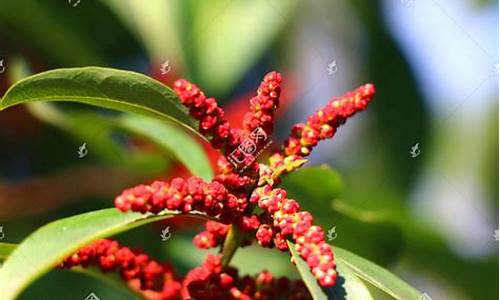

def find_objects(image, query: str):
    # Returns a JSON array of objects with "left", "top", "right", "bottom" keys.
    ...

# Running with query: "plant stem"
[{"left": 221, "top": 224, "right": 243, "bottom": 267}]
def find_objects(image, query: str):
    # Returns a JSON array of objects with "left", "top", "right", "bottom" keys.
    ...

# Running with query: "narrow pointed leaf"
[
  {"left": 0, "top": 67, "right": 201, "bottom": 137},
  {"left": 0, "top": 208, "right": 215, "bottom": 300},
  {"left": 288, "top": 241, "right": 373, "bottom": 300},
  {"left": 1, "top": 243, "right": 142, "bottom": 299},
  {"left": 334, "top": 247, "right": 422, "bottom": 300}
]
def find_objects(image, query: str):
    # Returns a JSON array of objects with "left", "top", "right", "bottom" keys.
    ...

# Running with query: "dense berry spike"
[
  {"left": 251, "top": 185, "right": 337, "bottom": 287},
  {"left": 182, "top": 254, "right": 312, "bottom": 300},
  {"left": 281, "top": 83, "right": 375, "bottom": 158},
  {"left": 173, "top": 79, "right": 237, "bottom": 152},
  {"left": 103, "top": 74, "right": 375, "bottom": 294},
  {"left": 114, "top": 177, "right": 247, "bottom": 222},
  {"left": 193, "top": 221, "right": 230, "bottom": 249},
  {"left": 242, "top": 71, "right": 282, "bottom": 136},
  {"left": 61, "top": 239, "right": 182, "bottom": 299}
]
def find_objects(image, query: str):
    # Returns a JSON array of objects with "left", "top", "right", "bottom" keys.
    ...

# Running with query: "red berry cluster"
[
  {"left": 62, "top": 240, "right": 312, "bottom": 300},
  {"left": 173, "top": 79, "right": 236, "bottom": 150},
  {"left": 242, "top": 71, "right": 282, "bottom": 136},
  {"left": 264, "top": 83, "right": 375, "bottom": 179},
  {"left": 114, "top": 177, "right": 248, "bottom": 222},
  {"left": 64, "top": 72, "right": 375, "bottom": 298},
  {"left": 183, "top": 254, "right": 311, "bottom": 300},
  {"left": 251, "top": 185, "right": 337, "bottom": 286},
  {"left": 214, "top": 161, "right": 259, "bottom": 194},
  {"left": 282, "top": 83, "right": 375, "bottom": 158},
  {"left": 60, "top": 239, "right": 182, "bottom": 299},
  {"left": 193, "top": 221, "right": 229, "bottom": 249}
]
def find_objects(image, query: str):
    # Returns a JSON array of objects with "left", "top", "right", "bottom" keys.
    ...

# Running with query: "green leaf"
[
  {"left": 281, "top": 165, "right": 343, "bottom": 204},
  {"left": 0, "top": 67, "right": 200, "bottom": 136},
  {"left": 288, "top": 241, "right": 373, "bottom": 300},
  {"left": 0, "top": 208, "right": 215, "bottom": 300},
  {"left": 334, "top": 247, "right": 422, "bottom": 300},
  {"left": 118, "top": 114, "right": 213, "bottom": 180},
  {"left": 1, "top": 243, "right": 142, "bottom": 299},
  {"left": 329, "top": 263, "right": 374, "bottom": 300},
  {"left": 70, "top": 267, "right": 143, "bottom": 299},
  {"left": 0, "top": 243, "right": 16, "bottom": 261},
  {"left": 282, "top": 167, "right": 405, "bottom": 266},
  {"left": 289, "top": 242, "right": 421, "bottom": 300},
  {"left": 288, "top": 241, "right": 331, "bottom": 300}
]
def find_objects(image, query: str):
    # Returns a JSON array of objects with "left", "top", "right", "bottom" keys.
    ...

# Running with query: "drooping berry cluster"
[
  {"left": 183, "top": 254, "right": 312, "bottom": 300},
  {"left": 66, "top": 72, "right": 376, "bottom": 298},
  {"left": 62, "top": 240, "right": 312, "bottom": 300},
  {"left": 251, "top": 185, "right": 337, "bottom": 287},
  {"left": 114, "top": 177, "right": 248, "bottom": 222},
  {"left": 60, "top": 239, "right": 182, "bottom": 299}
]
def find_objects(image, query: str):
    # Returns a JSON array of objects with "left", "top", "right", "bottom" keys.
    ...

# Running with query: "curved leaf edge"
[
  {"left": 0, "top": 66, "right": 204, "bottom": 140},
  {"left": 1, "top": 245, "right": 142, "bottom": 300},
  {"left": 0, "top": 208, "right": 216, "bottom": 300},
  {"left": 288, "top": 241, "right": 422, "bottom": 300},
  {"left": 333, "top": 247, "right": 423, "bottom": 300}
]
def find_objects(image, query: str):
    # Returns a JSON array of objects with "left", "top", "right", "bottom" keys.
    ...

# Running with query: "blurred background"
[{"left": 0, "top": 0, "right": 497, "bottom": 299}]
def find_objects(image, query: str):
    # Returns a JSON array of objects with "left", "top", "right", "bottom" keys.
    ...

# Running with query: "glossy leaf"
[
  {"left": 0, "top": 208, "right": 215, "bottom": 300},
  {"left": 0, "top": 67, "right": 200, "bottom": 136},
  {"left": 288, "top": 241, "right": 373, "bottom": 300},
  {"left": 289, "top": 241, "right": 421, "bottom": 300},
  {"left": 0, "top": 243, "right": 142, "bottom": 299},
  {"left": 334, "top": 247, "right": 422, "bottom": 300}
]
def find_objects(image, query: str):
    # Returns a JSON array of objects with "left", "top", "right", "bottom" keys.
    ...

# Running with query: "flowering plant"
[{"left": 0, "top": 67, "right": 422, "bottom": 300}]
